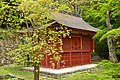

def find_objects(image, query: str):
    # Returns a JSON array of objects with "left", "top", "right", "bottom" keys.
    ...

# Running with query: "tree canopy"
[
  {"left": 1, "top": 0, "right": 120, "bottom": 79},
  {"left": 0, "top": 0, "right": 70, "bottom": 80},
  {"left": 82, "top": 0, "right": 120, "bottom": 62}
]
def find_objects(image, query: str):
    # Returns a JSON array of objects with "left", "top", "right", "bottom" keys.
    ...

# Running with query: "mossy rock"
[{"left": 0, "top": 74, "right": 24, "bottom": 80}]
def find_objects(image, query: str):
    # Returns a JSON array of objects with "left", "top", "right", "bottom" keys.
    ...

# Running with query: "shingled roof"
[{"left": 53, "top": 13, "right": 98, "bottom": 32}]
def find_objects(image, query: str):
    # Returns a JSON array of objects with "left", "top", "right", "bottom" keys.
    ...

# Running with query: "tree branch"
[
  {"left": 115, "top": 45, "right": 120, "bottom": 49},
  {"left": 106, "top": 8, "right": 112, "bottom": 31}
]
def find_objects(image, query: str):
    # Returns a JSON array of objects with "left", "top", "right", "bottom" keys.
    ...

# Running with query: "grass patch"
[
  {"left": 63, "top": 60, "right": 120, "bottom": 80},
  {"left": 0, "top": 60, "right": 120, "bottom": 80},
  {"left": 0, "top": 65, "right": 35, "bottom": 80}
]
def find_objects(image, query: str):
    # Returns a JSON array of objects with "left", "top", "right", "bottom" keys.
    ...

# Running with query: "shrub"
[
  {"left": 64, "top": 60, "right": 120, "bottom": 80},
  {"left": 64, "top": 72, "right": 114, "bottom": 80}
]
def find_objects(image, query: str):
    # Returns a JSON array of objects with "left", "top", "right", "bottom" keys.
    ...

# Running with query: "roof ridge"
[{"left": 60, "top": 10, "right": 82, "bottom": 18}]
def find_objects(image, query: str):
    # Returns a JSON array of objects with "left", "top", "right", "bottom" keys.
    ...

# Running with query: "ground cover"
[
  {"left": 0, "top": 60, "right": 119, "bottom": 80},
  {"left": 0, "top": 65, "right": 36, "bottom": 80},
  {"left": 63, "top": 60, "right": 120, "bottom": 80}
]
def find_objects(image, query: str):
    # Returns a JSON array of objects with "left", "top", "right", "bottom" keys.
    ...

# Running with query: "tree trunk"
[
  {"left": 106, "top": 8, "right": 118, "bottom": 63},
  {"left": 107, "top": 36, "right": 118, "bottom": 63},
  {"left": 34, "top": 64, "right": 40, "bottom": 80}
]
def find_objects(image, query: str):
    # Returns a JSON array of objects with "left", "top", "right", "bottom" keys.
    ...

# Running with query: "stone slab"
[{"left": 24, "top": 64, "right": 97, "bottom": 75}]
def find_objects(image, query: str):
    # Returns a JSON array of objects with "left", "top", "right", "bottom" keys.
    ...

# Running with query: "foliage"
[
  {"left": 97, "top": 60, "right": 120, "bottom": 76},
  {"left": 0, "top": 28, "right": 19, "bottom": 66},
  {"left": 64, "top": 60, "right": 120, "bottom": 80},
  {"left": 0, "top": 0, "right": 23, "bottom": 29},
  {"left": 93, "top": 29, "right": 109, "bottom": 59},
  {"left": 0, "top": 0, "right": 21, "bottom": 40},
  {"left": 83, "top": 0, "right": 120, "bottom": 28},
  {"left": 94, "top": 39, "right": 109, "bottom": 59},
  {"left": 0, "top": 60, "right": 120, "bottom": 80},
  {"left": 0, "top": 65, "right": 35, "bottom": 80},
  {"left": 64, "top": 72, "right": 114, "bottom": 80},
  {"left": 82, "top": 0, "right": 120, "bottom": 60},
  {"left": 0, "top": 0, "right": 23, "bottom": 65},
  {"left": 8, "top": 0, "right": 70, "bottom": 66},
  {"left": 93, "top": 29, "right": 107, "bottom": 40},
  {"left": 1, "top": 0, "right": 71, "bottom": 80},
  {"left": 10, "top": 27, "right": 70, "bottom": 66},
  {"left": 100, "top": 28, "right": 120, "bottom": 41}
]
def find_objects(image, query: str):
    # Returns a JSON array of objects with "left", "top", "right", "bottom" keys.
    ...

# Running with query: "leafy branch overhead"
[
  {"left": 8, "top": 0, "right": 70, "bottom": 64},
  {"left": 82, "top": 0, "right": 120, "bottom": 62},
  {"left": 100, "top": 28, "right": 120, "bottom": 42}
]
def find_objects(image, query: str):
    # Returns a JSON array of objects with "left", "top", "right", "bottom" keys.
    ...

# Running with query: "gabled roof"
[{"left": 53, "top": 13, "right": 98, "bottom": 32}]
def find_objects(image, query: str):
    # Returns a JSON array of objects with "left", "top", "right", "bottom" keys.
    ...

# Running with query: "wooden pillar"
[
  {"left": 90, "top": 38, "right": 94, "bottom": 63},
  {"left": 80, "top": 36, "right": 83, "bottom": 50},
  {"left": 80, "top": 36, "right": 83, "bottom": 65},
  {"left": 90, "top": 38, "right": 93, "bottom": 52},
  {"left": 92, "top": 39, "right": 94, "bottom": 52},
  {"left": 45, "top": 54, "right": 48, "bottom": 67},
  {"left": 70, "top": 37, "right": 72, "bottom": 66},
  {"left": 57, "top": 36, "right": 62, "bottom": 69}
]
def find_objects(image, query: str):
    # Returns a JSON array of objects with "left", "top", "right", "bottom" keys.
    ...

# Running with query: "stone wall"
[{"left": 0, "top": 37, "right": 19, "bottom": 66}]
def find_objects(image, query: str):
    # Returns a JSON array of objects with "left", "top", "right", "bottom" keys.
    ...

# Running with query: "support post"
[
  {"left": 70, "top": 37, "right": 72, "bottom": 66},
  {"left": 80, "top": 36, "right": 83, "bottom": 65}
]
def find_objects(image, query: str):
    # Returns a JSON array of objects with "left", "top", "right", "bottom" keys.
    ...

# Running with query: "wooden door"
[
  {"left": 62, "top": 37, "right": 71, "bottom": 51},
  {"left": 72, "top": 37, "right": 81, "bottom": 50}
]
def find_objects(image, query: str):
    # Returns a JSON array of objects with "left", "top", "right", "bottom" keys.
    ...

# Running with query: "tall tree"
[
  {"left": 54, "top": 0, "right": 91, "bottom": 16},
  {"left": 5, "top": 0, "right": 70, "bottom": 80},
  {"left": 105, "top": 8, "right": 118, "bottom": 62},
  {"left": 83, "top": 0, "right": 120, "bottom": 62}
]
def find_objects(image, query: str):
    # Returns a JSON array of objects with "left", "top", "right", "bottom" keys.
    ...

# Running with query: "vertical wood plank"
[
  {"left": 80, "top": 36, "right": 83, "bottom": 65},
  {"left": 45, "top": 54, "right": 48, "bottom": 67},
  {"left": 70, "top": 37, "right": 72, "bottom": 66}
]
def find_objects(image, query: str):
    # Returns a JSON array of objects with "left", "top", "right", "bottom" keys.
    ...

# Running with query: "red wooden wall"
[{"left": 41, "top": 34, "right": 94, "bottom": 69}]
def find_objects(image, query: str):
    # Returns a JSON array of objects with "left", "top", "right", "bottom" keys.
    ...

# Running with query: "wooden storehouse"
[{"left": 41, "top": 13, "right": 98, "bottom": 69}]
